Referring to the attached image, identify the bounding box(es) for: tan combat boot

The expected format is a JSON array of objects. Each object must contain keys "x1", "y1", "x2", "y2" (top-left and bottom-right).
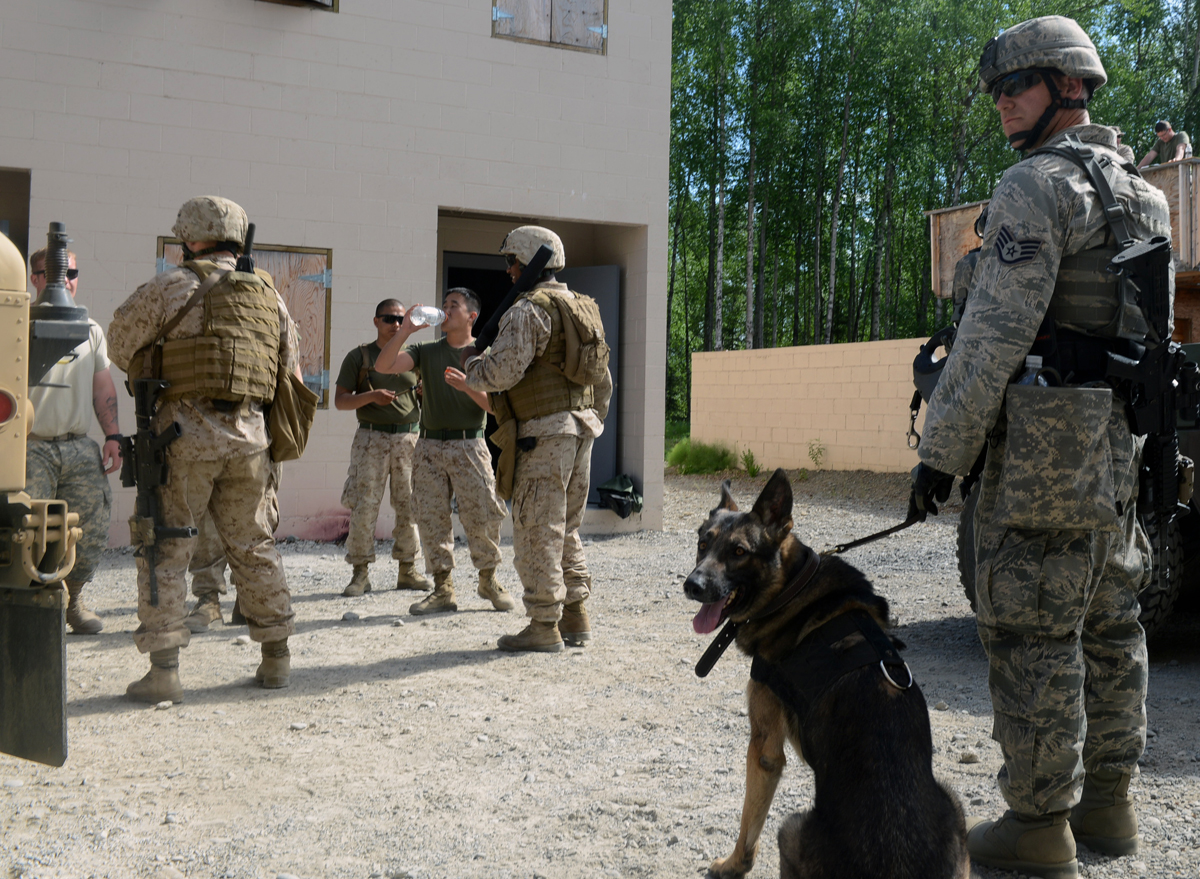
[
  {"x1": 477, "y1": 568, "x2": 515, "y2": 611},
  {"x1": 409, "y1": 571, "x2": 457, "y2": 615},
  {"x1": 560, "y1": 600, "x2": 591, "y2": 646},
  {"x1": 1070, "y1": 768, "x2": 1139, "y2": 856},
  {"x1": 343, "y1": 563, "x2": 372, "y2": 597},
  {"x1": 966, "y1": 810, "x2": 1077, "y2": 879},
  {"x1": 497, "y1": 619, "x2": 564, "y2": 653},
  {"x1": 255, "y1": 639, "x2": 290, "y2": 689},
  {"x1": 65, "y1": 581, "x2": 103, "y2": 635},
  {"x1": 396, "y1": 561, "x2": 432, "y2": 591},
  {"x1": 184, "y1": 593, "x2": 223, "y2": 633},
  {"x1": 126, "y1": 648, "x2": 183, "y2": 703}
]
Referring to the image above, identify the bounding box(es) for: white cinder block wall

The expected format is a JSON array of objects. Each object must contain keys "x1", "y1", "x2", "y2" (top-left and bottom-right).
[{"x1": 1, "y1": 0, "x2": 671, "y2": 543}]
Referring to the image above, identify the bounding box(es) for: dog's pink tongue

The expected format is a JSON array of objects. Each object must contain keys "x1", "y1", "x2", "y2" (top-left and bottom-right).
[{"x1": 693, "y1": 597, "x2": 728, "y2": 634}]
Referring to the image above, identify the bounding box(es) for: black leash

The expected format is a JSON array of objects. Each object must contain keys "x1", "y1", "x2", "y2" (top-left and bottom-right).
[{"x1": 823, "y1": 514, "x2": 923, "y2": 556}]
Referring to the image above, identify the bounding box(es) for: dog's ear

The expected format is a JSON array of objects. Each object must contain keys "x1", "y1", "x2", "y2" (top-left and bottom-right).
[
  {"x1": 715, "y1": 479, "x2": 738, "y2": 512},
  {"x1": 752, "y1": 468, "x2": 793, "y2": 536}
]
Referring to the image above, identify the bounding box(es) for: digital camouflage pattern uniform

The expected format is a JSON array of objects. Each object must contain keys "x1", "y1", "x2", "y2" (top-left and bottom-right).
[
  {"x1": 919, "y1": 124, "x2": 1169, "y2": 816},
  {"x1": 26, "y1": 321, "x2": 114, "y2": 593},
  {"x1": 464, "y1": 283, "x2": 612, "y2": 622},
  {"x1": 189, "y1": 460, "x2": 281, "y2": 599},
  {"x1": 337, "y1": 343, "x2": 421, "y2": 568},
  {"x1": 108, "y1": 253, "x2": 299, "y2": 651}
]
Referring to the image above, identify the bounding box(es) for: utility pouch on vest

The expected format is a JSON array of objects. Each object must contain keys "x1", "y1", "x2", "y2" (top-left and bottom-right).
[
  {"x1": 267, "y1": 370, "x2": 318, "y2": 462},
  {"x1": 994, "y1": 384, "x2": 1118, "y2": 531}
]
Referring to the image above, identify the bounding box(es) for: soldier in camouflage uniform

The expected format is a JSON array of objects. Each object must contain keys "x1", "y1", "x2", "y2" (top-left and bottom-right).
[
  {"x1": 463, "y1": 227, "x2": 612, "y2": 653},
  {"x1": 333, "y1": 300, "x2": 428, "y2": 597},
  {"x1": 108, "y1": 196, "x2": 299, "y2": 701},
  {"x1": 26, "y1": 247, "x2": 122, "y2": 635},
  {"x1": 373, "y1": 287, "x2": 513, "y2": 615},
  {"x1": 909, "y1": 17, "x2": 1167, "y2": 879}
]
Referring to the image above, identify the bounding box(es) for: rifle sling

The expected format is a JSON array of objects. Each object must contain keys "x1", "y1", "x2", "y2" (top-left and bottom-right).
[{"x1": 141, "y1": 267, "x2": 229, "y2": 380}]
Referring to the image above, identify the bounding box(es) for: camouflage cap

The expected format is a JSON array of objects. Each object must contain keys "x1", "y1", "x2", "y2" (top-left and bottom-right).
[
  {"x1": 499, "y1": 225, "x2": 566, "y2": 271},
  {"x1": 172, "y1": 196, "x2": 248, "y2": 245},
  {"x1": 978, "y1": 15, "x2": 1106, "y2": 95}
]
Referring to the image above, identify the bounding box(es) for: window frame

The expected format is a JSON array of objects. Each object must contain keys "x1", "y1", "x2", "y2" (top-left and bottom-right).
[{"x1": 491, "y1": 0, "x2": 608, "y2": 55}]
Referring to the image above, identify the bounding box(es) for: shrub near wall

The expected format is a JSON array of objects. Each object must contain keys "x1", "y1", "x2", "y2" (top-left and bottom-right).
[{"x1": 690, "y1": 338, "x2": 927, "y2": 474}]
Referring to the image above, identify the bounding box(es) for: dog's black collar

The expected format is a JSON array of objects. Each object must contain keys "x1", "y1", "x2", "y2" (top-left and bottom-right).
[{"x1": 695, "y1": 546, "x2": 821, "y2": 678}]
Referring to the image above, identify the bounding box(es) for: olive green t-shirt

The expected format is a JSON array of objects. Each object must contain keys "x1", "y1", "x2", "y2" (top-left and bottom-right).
[
  {"x1": 1157, "y1": 131, "x2": 1191, "y2": 163},
  {"x1": 407, "y1": 338, "x2": 486, "y2": 432},
  {"x1": 335, "y1": 342, "x2": 419, "y2": 426}
]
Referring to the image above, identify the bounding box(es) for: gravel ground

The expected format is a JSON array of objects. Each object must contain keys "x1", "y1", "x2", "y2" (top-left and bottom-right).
[{"x1": 1, "y1": 469, "x2": 1197, "y2": 879}]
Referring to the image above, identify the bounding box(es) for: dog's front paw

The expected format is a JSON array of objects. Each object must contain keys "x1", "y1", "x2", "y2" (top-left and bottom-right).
[{"x1": 708, "y1": 852, "x2": 754, "y2": 879}]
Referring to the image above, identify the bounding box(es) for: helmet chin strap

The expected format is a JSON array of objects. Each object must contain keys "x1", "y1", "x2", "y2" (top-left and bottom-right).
[{"x1": 1007, "y1": 69, "x2": 1087, "y2": 152}]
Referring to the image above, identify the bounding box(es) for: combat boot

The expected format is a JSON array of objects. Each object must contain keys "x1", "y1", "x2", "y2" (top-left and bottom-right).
[
  {"x1": 1070, "y1": 768, "x2": 1139, "y2": 856},
  {"x1": 255, "y1": 639, "x2": 290, "y2": 689},
  {"x1": 343, "y1": 563, "x2": 372, "y2": 597},
  {"x1": 396, "y1": 561, "x2": 432, "y2": 591},
  {"x1": 560, "y1": 600, "x2": 591, "y2": 646},
  {"x1": 966, "y1": 810, "x2": 1077, "y2": 879},
  {"x1": 497, "y1": 620, "x2": 564, "y2": 653},
  {"x1": 125, "y1": 648, "x2": 183, "y2": 703},
  {"x1": 183, "y1": 593, "x2": 223, "y2": 633},
  {"x1": 409, "y1": 571, "x2": 457, "y2": 615},
  {"x1": 477, "y1": 568, "x2": 515, "y2": 611},
  {"x1": 64, "y1": 581, "x2": 103, "y2": 635}
]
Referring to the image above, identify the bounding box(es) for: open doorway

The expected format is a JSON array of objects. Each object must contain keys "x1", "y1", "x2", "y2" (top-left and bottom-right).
[{"x1": 0, "y1": 169, "x2": 32, "y2": 264}]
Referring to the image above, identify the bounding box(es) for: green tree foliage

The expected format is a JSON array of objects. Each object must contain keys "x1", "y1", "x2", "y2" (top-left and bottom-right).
[{"x1": 667, "y1": 0, "x2": 1194, "y2": 421}]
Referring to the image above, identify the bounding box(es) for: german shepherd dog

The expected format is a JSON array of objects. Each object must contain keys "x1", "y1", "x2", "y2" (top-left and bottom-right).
[{"x1": 683, "y1": 469, "x2": 969, "y2": 879}]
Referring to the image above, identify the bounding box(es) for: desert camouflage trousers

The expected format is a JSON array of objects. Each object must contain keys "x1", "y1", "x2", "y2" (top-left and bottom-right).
[
  {"x1": 133, "y1": 450, "x2": 294, "y2": 652},
  {"x1": 190, "y1": 461, "x2": 281, "y2": 597},
  {"x1": 973, "y1": 401, "x2": 1149, "y2": 816},
  {"x1": 511, "y1": 434, "x2": 593, "y2": 622},
  {"x1": 26, "y1": 436, "x2": 112, "y2": 587},
  {"x1": 341, "y1": 427, "x2": 420, "y2": 566},
  {"x1": 413, "y1": 438, "x2": 506, "y2": 574}
]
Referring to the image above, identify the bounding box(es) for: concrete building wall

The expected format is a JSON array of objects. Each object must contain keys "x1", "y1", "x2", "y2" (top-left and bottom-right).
[
  {"x1": 1, "y1": 0, "x2": 671, "y2": 543},
  {"x1": 690, "y1": 339, "x2": 928, "y2": 474}
]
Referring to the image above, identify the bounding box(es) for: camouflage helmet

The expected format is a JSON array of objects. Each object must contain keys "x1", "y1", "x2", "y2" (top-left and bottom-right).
[
  {"x1": 498, "y1": 225, "x2": 566, "y2": 271},
  {"x1": 172, "y1": 196, "x2": 248, "y2": 245},
  {"x1": 978, "y1": 16, "x2": 1107, "y2": 96}
]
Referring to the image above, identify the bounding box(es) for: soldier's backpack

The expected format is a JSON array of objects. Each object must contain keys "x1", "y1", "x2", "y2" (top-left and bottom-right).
[{"x1": 534, "y1": 289, "x2": 610, "y2": 387}]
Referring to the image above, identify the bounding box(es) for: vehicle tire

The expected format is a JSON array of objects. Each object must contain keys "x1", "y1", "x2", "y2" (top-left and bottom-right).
[
  {"x1": 958, "y1": 485, "x2": 979, "y2": 612},
  {"x1": 1138, "y1": 512, "x2": 1183, "y2": 642}
]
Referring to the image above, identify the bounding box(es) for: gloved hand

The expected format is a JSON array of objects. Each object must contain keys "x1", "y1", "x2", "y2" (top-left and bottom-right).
[{"x1": 908, "y1": 463, "x2": 956, "y2": 521}]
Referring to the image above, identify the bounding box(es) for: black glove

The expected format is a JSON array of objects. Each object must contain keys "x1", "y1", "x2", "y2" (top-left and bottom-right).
[{"x1": 908, "y1": 463, "x2": 955, "y2": 521}]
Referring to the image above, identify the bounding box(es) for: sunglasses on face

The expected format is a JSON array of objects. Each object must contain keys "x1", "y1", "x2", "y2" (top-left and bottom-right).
[
  {"x1": 504, "y1": 254, "x2": 519, "y2": 268},
  {"x1": 32, "y1": 269, "x2": 79, "y2": 280},
  {"x1": 990, "y1": 70, "x2": 1043, "y2": 103},
  {"x1": 377, "y1": 314, "x2": 404, "y2": 325}
]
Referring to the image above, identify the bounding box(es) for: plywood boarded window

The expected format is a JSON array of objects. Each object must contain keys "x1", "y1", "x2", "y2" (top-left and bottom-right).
[
  {"x1": 157, "y1": 239, "x2": 334, "y2": 408},
  {"x1": 493, "y1": 0, "x2": 607, "y2": 53}
]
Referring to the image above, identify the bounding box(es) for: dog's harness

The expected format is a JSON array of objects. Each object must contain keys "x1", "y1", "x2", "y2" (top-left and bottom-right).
[
  {"x1": 749, "y1": 609, "x2": 914, "y2": 726},
  {"x1": 694, "y1": 547, "x2": 821, "y2": 678}
]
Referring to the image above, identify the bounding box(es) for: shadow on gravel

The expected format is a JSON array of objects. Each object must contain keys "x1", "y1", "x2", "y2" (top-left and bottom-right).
[
  {"x1": 65, "y1": 647, "x2": 505, "y2": 717},
  {"x1": 892, "y1": 614, "x2": 984, "y2": 663}
]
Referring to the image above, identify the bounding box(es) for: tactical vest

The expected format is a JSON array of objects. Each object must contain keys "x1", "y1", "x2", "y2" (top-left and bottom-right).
[
  {"x1": 131, "y1": 260, "x2": 281, "y2": 403},
  {"x1": 499, "y1": 288, "x2": 595, "y2": 425}
]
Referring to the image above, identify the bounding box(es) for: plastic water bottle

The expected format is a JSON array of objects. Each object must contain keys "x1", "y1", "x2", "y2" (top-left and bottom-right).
[
  {"x1": 1016, "y1": 354, "x2": 1054, "y2": 387},
  {"x1": 408, "y1": 305, "x2": 445, "y2": 328}
]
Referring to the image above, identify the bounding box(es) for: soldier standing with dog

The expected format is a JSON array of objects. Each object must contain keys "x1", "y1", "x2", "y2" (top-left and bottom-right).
[
  {"x1": 462, "y1": 226, "x2": 611, "y2": 653},
  {"x1": 909, "y1": 17, "x2": 1167, "y2": 879}
]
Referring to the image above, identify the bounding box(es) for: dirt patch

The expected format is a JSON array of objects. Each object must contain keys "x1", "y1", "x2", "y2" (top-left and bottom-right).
[{"x1": 2, "y1": 470, "x2": 1197, "y2": 878}]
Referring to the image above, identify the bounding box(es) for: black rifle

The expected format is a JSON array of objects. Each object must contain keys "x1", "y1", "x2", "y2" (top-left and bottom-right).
[
  {"x1": 473, "y1": 245, "x2": 554, "y2": 351},
  {"x1": 236, "y1": 222, "x2": 256, "y2": 273},
  {"x1": 119, "y1": 379, "x2": 197, "y2": 607}
]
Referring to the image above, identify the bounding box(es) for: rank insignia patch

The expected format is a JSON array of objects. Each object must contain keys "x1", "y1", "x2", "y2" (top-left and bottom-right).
[{"x1": 995, "y1": 225, "x2": 1042, "y2": 265}]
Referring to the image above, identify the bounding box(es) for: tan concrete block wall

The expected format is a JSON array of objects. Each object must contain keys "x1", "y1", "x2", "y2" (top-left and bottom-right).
[{"x1": 690, "y1": 339, "x2": 927, "y2": 473}]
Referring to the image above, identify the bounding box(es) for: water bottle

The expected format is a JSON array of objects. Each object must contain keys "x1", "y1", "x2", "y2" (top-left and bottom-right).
[
  {"x1": 408, "y1": 305, "x2": 445, "y2": 328},
  {"x1": 1016, "y1": 354, "x2": 1056, "y2": 387}
]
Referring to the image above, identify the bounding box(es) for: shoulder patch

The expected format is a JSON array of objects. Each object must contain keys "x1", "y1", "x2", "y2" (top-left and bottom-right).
[{"x1": 995, "y1": 225, "x2": 1042, "y2": 266}]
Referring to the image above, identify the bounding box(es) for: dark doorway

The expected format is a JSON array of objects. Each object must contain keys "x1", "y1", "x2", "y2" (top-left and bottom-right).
[
  {"x1": 0, "y1": 169, "x2": 32, "y2": 263},
  {"x1": 444, "y1": 251, "x2": 511, "y2": 332}
]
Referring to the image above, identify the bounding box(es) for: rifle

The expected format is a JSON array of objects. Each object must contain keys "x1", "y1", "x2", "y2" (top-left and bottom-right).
[
  {"x1": 236, "y1": 222, "x2": 256, "y2": 274},
  {"x1": 473, "y1": 245, "x2": 554, "y2": 351},
  {"x1": 119, "y1": 378, "x2": 197, "y2": 608}
]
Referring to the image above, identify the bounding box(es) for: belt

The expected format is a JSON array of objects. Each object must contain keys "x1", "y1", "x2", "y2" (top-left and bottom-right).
[
  {"x1": 420, "y1": 428, "x2": 485, "y2": 441},
  {"x1": 358, "y1": 422, "x2": 419, "y2": 434},
  {"x1": 29, "y1": 433, "x2": 85, "y2": 443}
]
